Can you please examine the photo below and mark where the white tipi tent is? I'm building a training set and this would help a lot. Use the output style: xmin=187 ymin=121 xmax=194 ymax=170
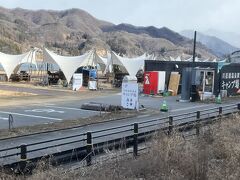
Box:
xmin=170 ymin=56 xmax=175 ymax=61
xmin=111 ymin=52 xmax=147 ymax=77
xmin=105 ymin=52 xmax=112 ymax=73
xmin=13 ymin=48 xmax=39 ymax=73
xmin=0 ymin=51 xmax=31 ymax=80
xmin=43 ymin=48 xmax=92 ymax=83
xmin=175 ymin=56 xmax=181 ymax=61
xmin=94 ymin=52 xmax=108 ymax=72
xmin=21 ymin=48 xmax=38 ymax=69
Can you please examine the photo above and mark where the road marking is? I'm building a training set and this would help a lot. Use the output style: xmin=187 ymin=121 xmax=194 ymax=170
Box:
xmin=171 ymin=104 xmax=213 ymax=112
xmin=43 ymin=105 xmax=107 ymax=113
xmin=44 ymin=105 xmax=82 ymax=111
xmin=0 ymin=116 xmax=8 ymax=121
xmin=25 ymin=109 xmax=65 ymax=114
xmin=0 ymin=111 xmax=63 ymax=121
xmin=31 ymin=103 xmax=56 ymax=106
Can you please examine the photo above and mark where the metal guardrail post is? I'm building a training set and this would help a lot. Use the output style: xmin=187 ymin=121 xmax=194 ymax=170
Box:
xmin=99 ymin=104 xmax=102 ymax=117
xmin=238 ymin=103 xmax=240 ymax=110
xmin=8 ymin=114 xmax=14 ymax=131
xmin=19 ymin=144 xmax=27 ymax=173
xmin=133 ymin=123 xmax=138 ymax=157
xmin=168 ymin=116 xmax=173 ymax=136
xmin=196 ymin=111 xmax=200 ymax=120
xmin=86 ymin=132 xmax=92 ymax=166
xmin=219 ymin=107 xmax=222 ymax=116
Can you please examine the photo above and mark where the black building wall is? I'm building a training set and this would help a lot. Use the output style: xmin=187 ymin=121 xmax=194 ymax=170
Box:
xmin=144 ymin=60 xmax=220 ymax=95
xmin=220 ymin=63 xmax=240 ymax=96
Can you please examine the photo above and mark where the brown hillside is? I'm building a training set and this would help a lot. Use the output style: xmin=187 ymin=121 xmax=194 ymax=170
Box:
xmin=0 ymin=6 xmax=216 ymax=59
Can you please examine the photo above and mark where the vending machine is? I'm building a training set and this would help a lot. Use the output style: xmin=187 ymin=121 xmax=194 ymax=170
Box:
xmin=143 ymin=71 xmax=166 ymax=95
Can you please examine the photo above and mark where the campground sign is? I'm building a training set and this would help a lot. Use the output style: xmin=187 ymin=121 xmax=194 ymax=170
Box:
xmin=220 ymin=64 xmax=240 ymax=96
xmin=121 ymin=81 xmax=139 ymax=110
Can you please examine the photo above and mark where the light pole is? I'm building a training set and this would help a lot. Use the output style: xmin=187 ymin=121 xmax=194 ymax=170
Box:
xmin=190 ymin=31 xmax=197 ymax=102
xmin=192 ymin=31 xmax=197 ymax=63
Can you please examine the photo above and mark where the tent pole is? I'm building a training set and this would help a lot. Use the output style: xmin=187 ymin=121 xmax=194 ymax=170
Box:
xmin=29 ymin=48 xmax=34 ymax=82
xmin=94 ymin=49 xmax=99 ymax=90
xmin=24 ymin=49 xmax=32 ymax=82
xmin=111 ymin=51 xmax=114 ymax=86
xmin=41 ymin=48 xmax=45 ymax=84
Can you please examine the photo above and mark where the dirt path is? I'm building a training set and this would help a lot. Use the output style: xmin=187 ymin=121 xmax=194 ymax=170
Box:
xmin=0 ymin=82 xmax=120 ymax=107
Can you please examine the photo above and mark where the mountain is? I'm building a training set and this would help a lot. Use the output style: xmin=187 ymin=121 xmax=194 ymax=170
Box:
xmin=180 ymin=30 xmax=239 ymax=57
xmin=0 ymin=6 xmax=216 ymax=59
xmin=102 ymin=23 xmax=189 ymax=45
xmin=204 ymin=29 xmax=240 ymax=49
xmin=102 ymin=23 xmax=216 ymax=58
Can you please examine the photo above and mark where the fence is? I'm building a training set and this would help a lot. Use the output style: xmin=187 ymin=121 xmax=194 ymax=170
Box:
xmin=0 ymin=103 xmax=239 ymax=170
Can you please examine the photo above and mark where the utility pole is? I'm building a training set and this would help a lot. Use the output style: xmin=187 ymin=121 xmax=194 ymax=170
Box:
xmin=190 ymin=31 xmax=197 ymax=102
xmin=192 ymin=31 xmax=197 ymax=63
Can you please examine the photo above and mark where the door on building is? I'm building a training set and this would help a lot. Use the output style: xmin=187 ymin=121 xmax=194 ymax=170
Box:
xmin=204 ymin=71 xmax=214 ymax=93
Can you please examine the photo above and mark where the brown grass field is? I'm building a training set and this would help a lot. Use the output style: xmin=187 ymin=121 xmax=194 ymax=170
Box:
xmin=0 ymin=90 xmax=36 ymax=97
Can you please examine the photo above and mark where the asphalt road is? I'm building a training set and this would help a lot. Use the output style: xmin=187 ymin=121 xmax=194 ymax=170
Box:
xmin=0 ymin=92 xmax=230 ymax=129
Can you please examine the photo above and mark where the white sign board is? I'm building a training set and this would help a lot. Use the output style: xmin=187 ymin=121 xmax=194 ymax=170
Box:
xmin=72 ymin=73 xmax=83 ymax=91
xmin=88 ymin=80 xmax=97 ymax=90
xmin=158 ymin=71 xmax=166 ymax=92
xmin=121 ymin=82 xmax=139 ymax=110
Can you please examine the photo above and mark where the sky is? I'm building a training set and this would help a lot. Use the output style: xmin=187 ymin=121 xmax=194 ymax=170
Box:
xmin=0 ymin=0 xmax=239 ymax=34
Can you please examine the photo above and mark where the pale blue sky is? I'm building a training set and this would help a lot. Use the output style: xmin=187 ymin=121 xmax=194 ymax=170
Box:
xmin=0 ymin=0 xmax=239 ymax=33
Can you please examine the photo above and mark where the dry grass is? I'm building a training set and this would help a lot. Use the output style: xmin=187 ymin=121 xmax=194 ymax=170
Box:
xmin=1 ymin=113 xmax=240 ymax=180
xmin=0 ymin=90 xmax=36 ymax=97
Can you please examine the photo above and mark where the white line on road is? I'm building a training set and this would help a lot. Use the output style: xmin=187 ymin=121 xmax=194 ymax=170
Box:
xmin=0 ymin=111 xmax=63 ymax=121
xmin=0 ymin=116 xmax=8 ymax=121
xmin=43 ymin=105 xmax=107 ymax=113
xmin=30 ymin=103 xmax=91 ymax=112
xmin=25 ymin=109 xmax=65 ymax=113
xmin=44 ymin=105 xmax=83 ymax=111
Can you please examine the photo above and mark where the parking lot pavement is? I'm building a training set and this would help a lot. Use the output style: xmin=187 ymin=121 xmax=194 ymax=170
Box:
xmin=0 ymin=92 xmax=239 ymax=129
xmin=0 ymin=103 xmax=102 ymax=129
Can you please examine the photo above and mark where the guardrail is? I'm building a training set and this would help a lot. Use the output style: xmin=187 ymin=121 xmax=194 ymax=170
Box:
xmin=0 ymin=103 xmax=239 ymax=171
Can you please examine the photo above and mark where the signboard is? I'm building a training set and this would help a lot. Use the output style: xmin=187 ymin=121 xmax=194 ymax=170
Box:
xmin=143 ymin=72 xmax=158 ymax=95
xmin=220 ymin=64 xmax=240 ymax=96
xmin=88 ymin=80 xmax=97 ymax=90
xmin=72 ymin=73 xmax=83 ymax=91
xmin=121 ymin=82 xmax=139 ymax=110
xmin=157 ymin=71 xmax=166 ymax=92
xmin=143 ymin=71 xmax=165 ymax=95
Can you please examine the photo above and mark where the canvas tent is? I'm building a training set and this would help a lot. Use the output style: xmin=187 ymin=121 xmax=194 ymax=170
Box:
xmin=170 ymin=56 xmax=175 ymax=61
xmin=94 ymin=51 xmax=112 ymax=73
xmin=0 ymin=50 xmax=37 ymax=80
xmin=94 ymin=52 xmax=108 ymax=72
xmin=111 ymin=51 xmax=150 ymax=77
xmin=175 ymin=56 xmax=181 ymax=61
xmin=13 ymin=49 xmax=39 ymax=73
xmin=43 ymin=48 xmax=93 ymax=83
xmin=21 ymin=49 xmax=38 ymax=69
xmin=184 ymin=56 xmax=193 ymax=61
